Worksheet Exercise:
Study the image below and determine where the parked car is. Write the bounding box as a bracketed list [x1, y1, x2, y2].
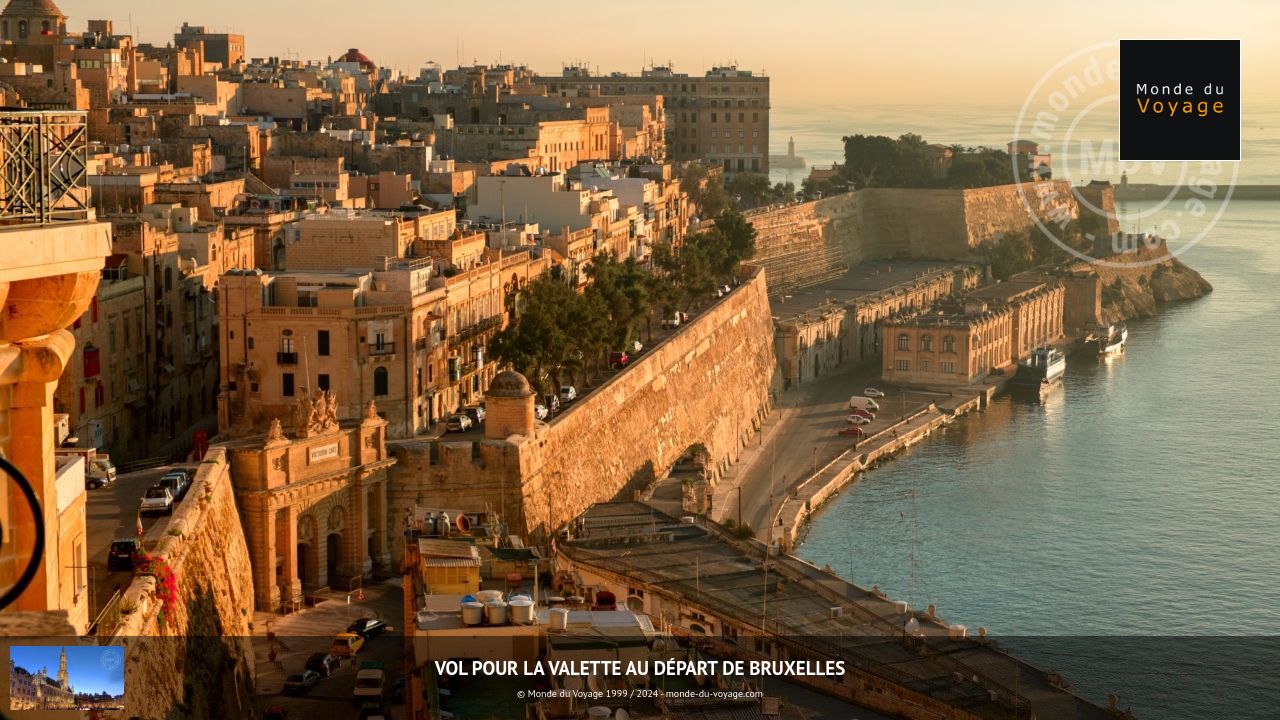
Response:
[559, 385, 578, 403]
[608, 351, 630, 369]
[863, 387, 886, 398]
[849, 407, 875, 420]
[541, 394, 561, 415]
[158, 470, 189, 501]
[347, 617, 387, 638]
[661, 312, 682, 329]
[632, 340, 644, 354]
[139, 485, 174, 516]
[107, 538, 142, 572]
[462, 405, 486, 424]
[839, 425, 866, 438]
[329, 632, 365, 656]
[305, 652, 341, 678]
[283, 670, 321, 695]
[445, 414, 473, 433]
[845, 414, 871, 426]
[848, 396, 880, 412]
[720, 284, 732, 294]
[534, 404, 550, 421]
[353, 667, 386, 703]
[680, 311, 690, 323]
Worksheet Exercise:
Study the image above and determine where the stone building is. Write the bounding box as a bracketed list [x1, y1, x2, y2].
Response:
[967, 278, 1066, 365]
[1, 111, 110, 631]
[227, 396, 394, 612]
[539, 64, 770, 174]
[173, 22, 245, 67]
[881, 303, 1014, 386]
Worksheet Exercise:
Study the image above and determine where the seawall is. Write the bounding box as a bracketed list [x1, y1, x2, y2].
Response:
[112, 448, 257, 719]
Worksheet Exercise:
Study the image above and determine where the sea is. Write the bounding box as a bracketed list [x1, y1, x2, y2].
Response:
[782, 103, 1280, 718]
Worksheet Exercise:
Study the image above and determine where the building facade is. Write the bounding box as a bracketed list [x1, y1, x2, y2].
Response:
[881, 304, 1014, 386]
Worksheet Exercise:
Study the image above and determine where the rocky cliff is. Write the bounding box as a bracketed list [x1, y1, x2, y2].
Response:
[1091, 244, 1213, 324]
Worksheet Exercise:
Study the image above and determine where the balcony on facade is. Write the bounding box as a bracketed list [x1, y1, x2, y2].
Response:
[1, 111, 92, 226]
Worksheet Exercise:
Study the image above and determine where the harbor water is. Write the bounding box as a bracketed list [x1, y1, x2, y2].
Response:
[795, 196, 1280, 718]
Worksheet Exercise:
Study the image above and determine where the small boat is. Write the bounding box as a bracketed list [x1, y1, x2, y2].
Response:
[1012, 346, 1066, 390]
[1094, 323, 1128, 356]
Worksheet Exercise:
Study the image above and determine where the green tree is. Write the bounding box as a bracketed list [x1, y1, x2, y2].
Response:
[726, 172, 771, 210]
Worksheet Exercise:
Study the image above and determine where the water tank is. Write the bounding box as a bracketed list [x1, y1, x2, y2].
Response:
[436, 512, 451, 537]
[894, 601, 909, 614]
[485, 600, 509, 625]
[476, 589, 504, 604]
[550, 607, 570, 631]
[948, 624, 967, 639]
[509, 597, 535, 625]
[423, 512, 439, 535]
[461, 601, 485, 626]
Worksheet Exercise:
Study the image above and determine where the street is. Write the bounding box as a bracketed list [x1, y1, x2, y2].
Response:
[83, 464, 196, 626]
[714, 359, 949, 536]
[253, 579, 406, 719]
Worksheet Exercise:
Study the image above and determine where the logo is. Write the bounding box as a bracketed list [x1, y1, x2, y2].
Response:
[1013, 42, 1238, 267]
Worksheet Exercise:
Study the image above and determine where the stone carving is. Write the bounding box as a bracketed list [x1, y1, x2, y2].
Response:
[295, 389, 340, 437]
[364, 400, 379, 421]
[265, 418, 286, 445]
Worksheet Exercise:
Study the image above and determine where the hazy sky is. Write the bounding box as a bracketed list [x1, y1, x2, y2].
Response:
[55, 0, 1280, 106]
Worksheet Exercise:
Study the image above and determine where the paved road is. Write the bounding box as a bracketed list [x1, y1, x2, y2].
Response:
[83, 464, 196, 625]
[253, 579, 406, 719]
[713, 361, 946, 537]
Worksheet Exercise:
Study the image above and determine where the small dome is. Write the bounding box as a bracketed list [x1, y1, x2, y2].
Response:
[2, 0, 64, 17]
[487, 370, 534, 398]
[337, 47, 376, 73]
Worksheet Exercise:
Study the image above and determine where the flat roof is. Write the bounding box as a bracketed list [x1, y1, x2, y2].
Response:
[771, 261, 971, 323]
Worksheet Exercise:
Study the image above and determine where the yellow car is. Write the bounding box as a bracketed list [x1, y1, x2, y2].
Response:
[329, 632, 365, 656]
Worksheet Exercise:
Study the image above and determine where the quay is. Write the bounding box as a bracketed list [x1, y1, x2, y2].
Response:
[558, 502, 1125, 720]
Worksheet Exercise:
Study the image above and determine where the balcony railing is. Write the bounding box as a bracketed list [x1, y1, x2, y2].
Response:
[368, 342, 395, 356]
[0, 111, 91, 225]
[277, 351, 298, 364]
[452, 315, 502, 344]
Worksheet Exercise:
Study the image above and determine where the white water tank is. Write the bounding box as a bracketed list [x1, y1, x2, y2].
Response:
[485, 600, 509, 625]
[550, 607, 569, 631]
[436, 512, 451, 537]
[461, 601, 485, 626]
[476, 589, 504, 604]
[509, 597, 535, 625]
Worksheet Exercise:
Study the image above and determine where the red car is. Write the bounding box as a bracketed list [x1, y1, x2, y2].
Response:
[608, 351, 631, 369]
[839, 425, 866, 438]
[849, 407, 874, 420]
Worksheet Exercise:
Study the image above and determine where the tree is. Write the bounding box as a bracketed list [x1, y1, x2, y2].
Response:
[841, 134, 901, 188]
[679, 162, 729, 218]
[726, 172, 771, 210]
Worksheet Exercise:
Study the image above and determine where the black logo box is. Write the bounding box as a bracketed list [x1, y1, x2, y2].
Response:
[1119, 39, 1240, 161]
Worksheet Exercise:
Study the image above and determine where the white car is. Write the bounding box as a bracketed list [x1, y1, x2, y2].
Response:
[559, 385, 578, 403]
[534, 404, 549, 421]
[445, 414, 473, 432]
[863, 388, 886, 398]
[845, 414, 871, 426]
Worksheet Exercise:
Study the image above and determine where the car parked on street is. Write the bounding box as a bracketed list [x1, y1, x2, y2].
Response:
[849, 408, 875, 421]
[329, 632, 365, 656]
[462, 406, 485, 425]
[139, 485, 174, 515]
[353, 666, 386, 703]
[445, 414, 473, 433]
[863, 388, 886, 398]
[839, 425, 866, 438]
[534, 404, 550, 421]
[845, 414, 871, 426]
[542, 394, 561, 414]
[305, 652, 341, 678]
[283, 670, 321, 695]
[347, 617, 387, 638]
[559, 385, 578, 403]
[661, 312, 682, 328]
[608, 351, 630, 369]
[107, 538, 142, 572]
[158, 470, 189, 501]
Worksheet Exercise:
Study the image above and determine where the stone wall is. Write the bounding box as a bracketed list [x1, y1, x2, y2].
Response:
[387, 269, 777, 555]
[1082, 240, 1213, 323]
[746, 182, 1080, 295]
[113, 448, 256, 719]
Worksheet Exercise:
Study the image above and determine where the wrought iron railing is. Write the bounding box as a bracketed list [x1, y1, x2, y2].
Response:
[0, 111, 91, 225]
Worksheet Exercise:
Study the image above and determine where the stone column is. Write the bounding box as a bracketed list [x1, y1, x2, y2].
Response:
[277, 504, 301, 607]
[247, 500, 277, 612]
[345, 475, 371, 579]
[374, 479, 390, 569]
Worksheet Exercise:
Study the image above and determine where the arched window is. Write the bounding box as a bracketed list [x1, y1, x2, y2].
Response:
[41, 20, 50, 33]
[919, 334, 933, 352]
[896, 334, 910, 351]
[942, 335, 956, 353]
[18, 20, 27, 39]
[373, 366, 389, 396]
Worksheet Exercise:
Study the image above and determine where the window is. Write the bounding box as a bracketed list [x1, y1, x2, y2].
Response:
[373, 367, 389, 396]
[942, 335, 956, 353]
[920, 360, 930, 372]
[895, 360, 910, 371]
[317, 374, 330, 392]
[280, 337, 295, 353]
[282, 373, 295, 397]
[897, 334, 910, 351]
[317, 330, 330, 356]
[95, 384, 105, 407]
[920, 335, 933, 351]
[941, 361, 956, 374]
[711, 112, 717, 123]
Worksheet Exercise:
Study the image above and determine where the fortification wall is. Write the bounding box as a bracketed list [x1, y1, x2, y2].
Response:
[113, 448, 257, 719]
[1079, 240, 1212, 323]
[387, 269, 776, 553]
[746, 182, 1076, 293]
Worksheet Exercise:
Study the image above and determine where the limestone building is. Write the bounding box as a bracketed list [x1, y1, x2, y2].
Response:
[0, 110, 110, 632]
[227, 396, 394, 612]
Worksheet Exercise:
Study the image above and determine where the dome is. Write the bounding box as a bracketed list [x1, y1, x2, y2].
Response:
[336, 47, 376, 73]
[487, 370, 534, 398]
[1, 0, 64, 16]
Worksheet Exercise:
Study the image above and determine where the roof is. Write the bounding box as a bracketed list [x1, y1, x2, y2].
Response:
[1, 0, 63, 16]
[417, 538, 481, 567]
[487, 370, 534, 398]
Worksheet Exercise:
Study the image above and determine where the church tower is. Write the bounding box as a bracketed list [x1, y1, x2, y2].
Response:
[57, 647, 68, 690]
